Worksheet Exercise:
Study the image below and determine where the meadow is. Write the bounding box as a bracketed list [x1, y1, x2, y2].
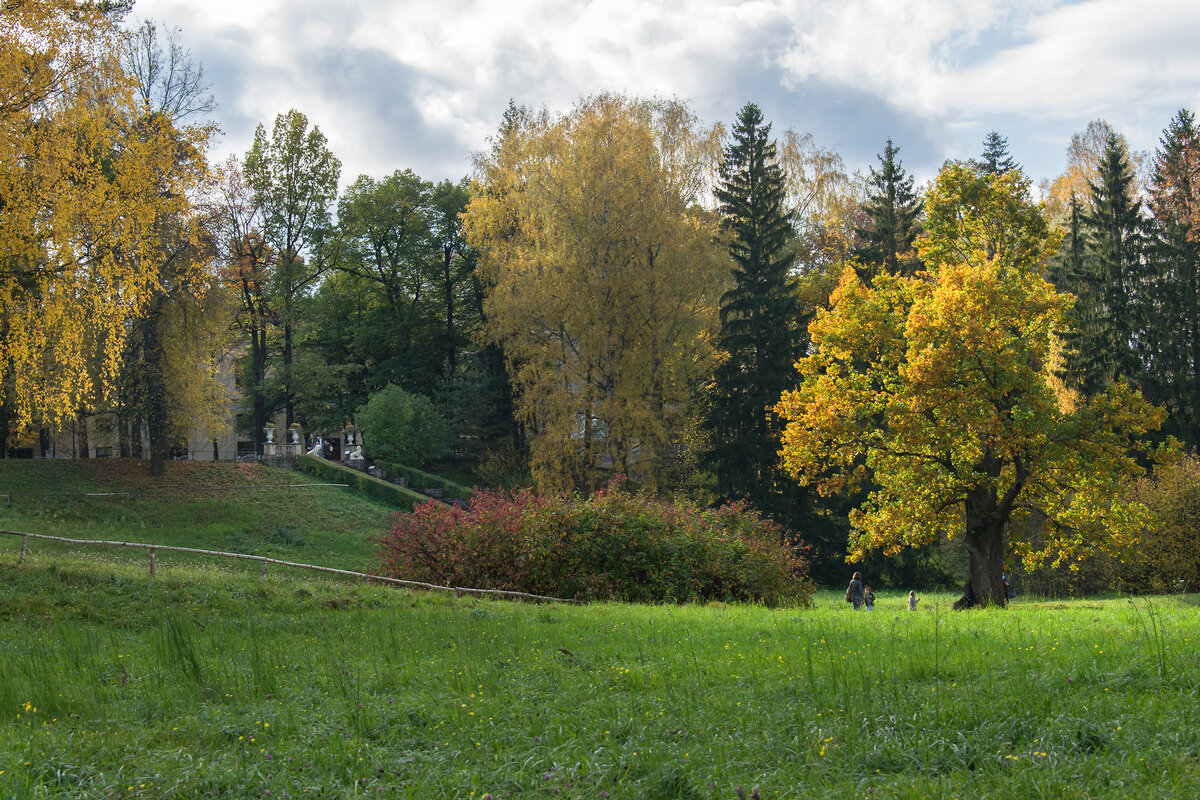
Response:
[2, 461, 1199, 798]
[1, 547, 1199, 799]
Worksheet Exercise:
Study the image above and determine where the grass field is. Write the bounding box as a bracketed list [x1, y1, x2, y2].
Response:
[3, 460, 1200, 798]
[2, 549, 1200, 799]
[0, 460, 396, 573]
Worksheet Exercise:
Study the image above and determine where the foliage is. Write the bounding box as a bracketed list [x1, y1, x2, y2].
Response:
[356, 384, 452, 468]
[1041, 119, 1144, 224]
[973, 130, 1019, 176]
[0, 1, 211, 436]
[296, 453, 429, 510]
[777, 162, 1170, 608]
[375, 481, 812, 606]
[464, 94, 728, 493]
[372, 459, 473, 501]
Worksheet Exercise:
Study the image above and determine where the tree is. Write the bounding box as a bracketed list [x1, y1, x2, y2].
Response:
[777, 162, 1169, 608]
[974, 131, 1018, 176]
[1057, 134, 1149, 396]
[357, 384, 451, 468]
[1042, 119, 1144, 223]
[116, 18, 225, 475]
[705, 102, 800, 513]
[0, 1, 204, 451]
[1146, 109, 1200, 451]
[464, 94, 727, 492]
[429, 179, 478, 380]
[244, 110, 340, 427]
[853, 140, 922, 279]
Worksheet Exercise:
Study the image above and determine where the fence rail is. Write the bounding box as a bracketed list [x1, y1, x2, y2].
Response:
[0, 529, 578, 604]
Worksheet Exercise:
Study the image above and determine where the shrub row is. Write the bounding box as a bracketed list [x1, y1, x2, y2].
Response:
[296, 455, 429, 509]
[374, 482, 812, 606]
[372, 459, 474, 501]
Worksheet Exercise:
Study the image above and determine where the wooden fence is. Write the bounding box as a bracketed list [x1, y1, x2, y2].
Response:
[0, 529, 578, 605]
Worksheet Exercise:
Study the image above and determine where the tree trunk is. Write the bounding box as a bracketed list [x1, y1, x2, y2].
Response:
[253, 325, 268, 457]
[77, 408, 90, 458]
[144, 300, 168, 478]
[954, 516, 1008, 609]
[283, 320, 294, 428]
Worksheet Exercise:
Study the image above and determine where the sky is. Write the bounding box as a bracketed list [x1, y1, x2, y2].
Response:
[133, 0, 1200, 191]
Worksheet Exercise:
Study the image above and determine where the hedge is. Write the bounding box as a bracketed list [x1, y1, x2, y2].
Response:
[296, 455, 431, 509]
[373, 459, 474, 501]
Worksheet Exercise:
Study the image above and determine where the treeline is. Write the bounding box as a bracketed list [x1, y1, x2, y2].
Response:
[7, 2, 1200, 585]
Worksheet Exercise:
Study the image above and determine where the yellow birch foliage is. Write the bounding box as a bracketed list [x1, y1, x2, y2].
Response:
[777, 163, 1172, 571]
[0, 1, 201, 430]
[464, 95, 727, 492]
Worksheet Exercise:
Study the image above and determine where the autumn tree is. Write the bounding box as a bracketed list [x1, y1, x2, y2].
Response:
[1042, 119, 1145, 223]
[465, 94, 727, 492]
[853, 140, 922, 280]
[705, 103, 800, 515]
[244, 110, 340, 426]
[0, 1, 204, 452]
[777, 162, 1169, 608]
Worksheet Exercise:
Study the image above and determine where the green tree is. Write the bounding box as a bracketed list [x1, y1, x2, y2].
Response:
[1058, 134, 1149, 396]
[705, 102, 800, 515]
[853, 139, 922, 279]
[778, 163, 1169, 608]
[1146, 109, 1200, 451]
[974, 130, 1019, 176]
[244, 109, 340, 426]
[357, 384, 452, 467]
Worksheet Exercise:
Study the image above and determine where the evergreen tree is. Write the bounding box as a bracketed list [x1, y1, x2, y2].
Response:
[1146, 109, 1200, 449]
[706, 103, 800, 511]
[854, 140, 922, 278]
[975, 130, 1019, 175]
[1058, 133, 1149, 395]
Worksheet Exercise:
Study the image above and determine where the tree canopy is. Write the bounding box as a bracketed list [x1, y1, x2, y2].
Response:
[777, 162, 1170, 607]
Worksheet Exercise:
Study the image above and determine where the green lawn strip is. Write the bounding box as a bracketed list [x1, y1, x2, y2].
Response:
[372, 459, 474, 500]
[0, 460, 396, 573]
[296, 455, 431, 510]
[2, 558, 1199, 799]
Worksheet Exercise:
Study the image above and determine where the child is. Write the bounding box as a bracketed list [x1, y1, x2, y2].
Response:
[864, 586, 875, 611]
[908, 590, 918, 611]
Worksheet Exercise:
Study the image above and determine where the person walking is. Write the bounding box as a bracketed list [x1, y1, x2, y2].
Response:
[908, 590, 918, 611]
[864, 585, 875, 611]
[846, 571, 865, 610]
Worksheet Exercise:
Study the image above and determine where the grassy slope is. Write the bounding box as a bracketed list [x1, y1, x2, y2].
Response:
[2, 549, 1200, 798]
[0, 460, 397, 573]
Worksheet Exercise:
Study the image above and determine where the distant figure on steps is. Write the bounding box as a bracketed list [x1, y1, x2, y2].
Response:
[307, 436, 323, 457]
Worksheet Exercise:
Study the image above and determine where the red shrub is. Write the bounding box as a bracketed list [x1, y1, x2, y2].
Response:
[374, 482, 812, 606]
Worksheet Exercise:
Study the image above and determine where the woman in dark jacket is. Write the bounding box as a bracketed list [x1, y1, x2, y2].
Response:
[847, 571, 865, 610]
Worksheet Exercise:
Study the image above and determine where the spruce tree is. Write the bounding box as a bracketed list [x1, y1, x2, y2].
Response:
[1146, 108, 1200, 449]
[706, 103, 799, 511]
[975, 130, 1019, 175]
[1058, 133, 1149, 395]
[854, 140, 922, 278]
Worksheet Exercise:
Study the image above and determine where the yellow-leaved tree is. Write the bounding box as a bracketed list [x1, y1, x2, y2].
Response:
[464, 95, 727, 492]
[777, 162, 1172, 608]
[0, 1, 206, 449]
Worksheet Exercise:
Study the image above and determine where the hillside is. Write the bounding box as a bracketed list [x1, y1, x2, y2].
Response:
[0, 460, 398, 573]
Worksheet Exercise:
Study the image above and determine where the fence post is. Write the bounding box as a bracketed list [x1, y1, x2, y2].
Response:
[19, 534, 27, 566]
[149, 547, 156, 577]
[261, 559, 267, 579]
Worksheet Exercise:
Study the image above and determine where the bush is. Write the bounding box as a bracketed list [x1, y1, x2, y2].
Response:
[373, 459, 473, 501]
[357, 385, 452, 468]
[374, 480, 813, 606]
[296, 454, 429, 509]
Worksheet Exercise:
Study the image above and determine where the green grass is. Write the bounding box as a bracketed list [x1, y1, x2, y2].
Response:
[2, 550, 1200, 798]
[0, 460, 396, 572]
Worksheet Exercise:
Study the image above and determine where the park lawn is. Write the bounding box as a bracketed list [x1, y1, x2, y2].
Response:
[0, 460, 398, 573]
[1, 553, 1199, 799]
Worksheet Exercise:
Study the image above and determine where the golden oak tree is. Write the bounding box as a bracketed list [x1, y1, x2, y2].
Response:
[777, 163, 1170, 607]
[464, 95, 727, 492]
[0, 1, 206, 446]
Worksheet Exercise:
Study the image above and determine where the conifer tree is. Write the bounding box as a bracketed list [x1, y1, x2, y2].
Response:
[706, 103, 800, 509]
[1058, 134, 1149, 395]
[975, 130, 1019, 175]
[1146, 109, 1200, 449]
[854, 140, 922, 278]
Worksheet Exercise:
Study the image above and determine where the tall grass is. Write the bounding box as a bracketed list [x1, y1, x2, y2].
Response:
[3, 558, 1200, 798]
